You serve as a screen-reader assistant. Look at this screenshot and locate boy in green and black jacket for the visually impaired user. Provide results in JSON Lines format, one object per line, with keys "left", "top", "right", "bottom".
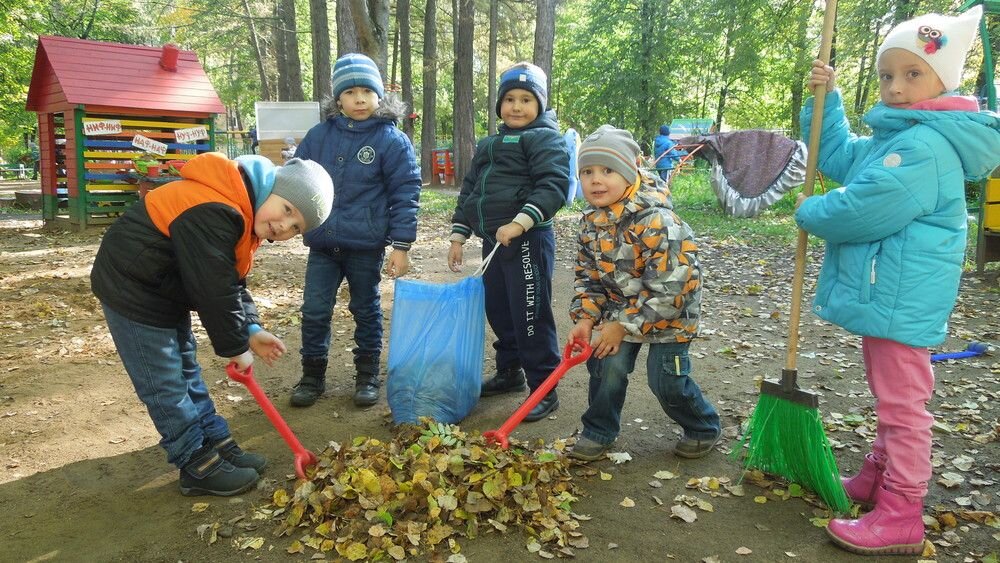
{"left": 447, "top": 62, "right": 570, "bottom": 421}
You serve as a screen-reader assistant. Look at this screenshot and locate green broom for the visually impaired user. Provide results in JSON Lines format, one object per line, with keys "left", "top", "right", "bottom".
{"left": 735, "top": 0, "right": 850, "bottom": 514}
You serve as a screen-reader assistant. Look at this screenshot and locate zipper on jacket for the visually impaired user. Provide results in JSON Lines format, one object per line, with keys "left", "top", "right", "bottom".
{"left": 861, "top": 244, "right": 879, "bottom": 303}
{"left": 476, "top": 137, "right": 498, "bottom": 242}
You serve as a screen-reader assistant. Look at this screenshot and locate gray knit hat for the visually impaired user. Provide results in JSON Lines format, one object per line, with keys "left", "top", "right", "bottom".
{"left": 578, "top": 125, "right": 641, "bottom": 185}
{"left": 271, "top": 158, "right": 334, "bottom": 233}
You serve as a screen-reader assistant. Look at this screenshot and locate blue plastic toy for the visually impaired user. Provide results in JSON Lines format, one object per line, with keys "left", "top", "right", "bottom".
{"left": 930, "top": 341, "right": 989, "bottom": 362}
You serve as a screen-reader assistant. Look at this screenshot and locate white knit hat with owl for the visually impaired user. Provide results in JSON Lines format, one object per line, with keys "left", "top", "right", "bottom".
{"left": 877, "top": 5, "right": 982, "bottom": 92}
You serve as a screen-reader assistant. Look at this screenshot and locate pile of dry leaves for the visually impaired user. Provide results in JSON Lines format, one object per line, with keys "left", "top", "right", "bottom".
{"left": 219, "top": 419, "right": 590, "bottom": 560}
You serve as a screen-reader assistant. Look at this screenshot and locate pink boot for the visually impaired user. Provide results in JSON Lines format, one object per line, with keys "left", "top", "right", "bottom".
{"left": 827, "top": 486, "right": 924, "bottom": 556}
{"left": 842, "top": 453, "right": 885, "bottom": 508}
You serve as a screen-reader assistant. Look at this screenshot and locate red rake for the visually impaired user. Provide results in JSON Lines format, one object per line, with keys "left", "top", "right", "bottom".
{"left": 483, "top": 338, "right": 592, "bottom": 449}
{"left": 226, "top": 363, "right": 318, "bottom": 480}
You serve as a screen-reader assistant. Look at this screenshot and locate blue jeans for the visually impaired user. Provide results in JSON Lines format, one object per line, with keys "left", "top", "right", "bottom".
{"left": 581, "top": 340, "right": 720, "bottom": 445}
{"left": 101, "top": 304, "right": 230, "bottom": 468}
{"left": 300, "top": 247, "right": 385, "bottom": 360}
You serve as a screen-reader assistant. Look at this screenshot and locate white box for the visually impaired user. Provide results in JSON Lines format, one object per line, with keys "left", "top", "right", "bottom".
{"left": 255, "top": 102, "right": 321, "bottom": 141}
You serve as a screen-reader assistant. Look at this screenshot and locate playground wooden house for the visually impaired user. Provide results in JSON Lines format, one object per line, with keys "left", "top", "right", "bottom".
{"left": 26, "top": 36, "right": 224, "bottom": 229}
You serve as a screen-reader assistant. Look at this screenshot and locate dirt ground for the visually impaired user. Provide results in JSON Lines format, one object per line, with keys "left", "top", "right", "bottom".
{"left": 1, "top": 183, "right": 998, "bottom": 563}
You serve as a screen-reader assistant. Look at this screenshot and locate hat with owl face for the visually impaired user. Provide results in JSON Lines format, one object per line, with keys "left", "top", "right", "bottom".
{"left": 877, "top": 5, "right": 982, "bottom": 92}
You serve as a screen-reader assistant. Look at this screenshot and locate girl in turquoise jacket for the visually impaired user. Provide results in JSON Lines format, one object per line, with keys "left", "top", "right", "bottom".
{"left": 795, "top": 6, "right": 999, "bottom": 556}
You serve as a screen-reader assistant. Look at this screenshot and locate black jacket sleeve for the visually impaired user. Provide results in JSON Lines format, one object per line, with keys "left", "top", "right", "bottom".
{"left": 169, "top": 204, "right": 251, "bottom": 357}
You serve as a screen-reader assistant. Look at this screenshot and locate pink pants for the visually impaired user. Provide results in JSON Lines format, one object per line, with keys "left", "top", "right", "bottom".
{"left": 862, "top": 336, "right": 934, "bottom": 501}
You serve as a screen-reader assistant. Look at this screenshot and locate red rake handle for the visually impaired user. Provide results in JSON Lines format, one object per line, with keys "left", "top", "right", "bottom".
{"left": 226, "top": 363, "right": 318, "bottom": 480}
{"left": 483, "top": 338, "right": 592, "bottom": 449}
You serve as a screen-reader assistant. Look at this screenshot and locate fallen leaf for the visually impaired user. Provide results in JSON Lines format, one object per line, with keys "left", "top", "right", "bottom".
{"left": 191, "top": 502, "right": 210, "bottom": 513}
{"left": 620, "top": 497, "right": 635, "bottom": 508}
{"left": 607, "top": 452, "right": 632, "bottom": 464}
{"left": 736, "top": 546, "right": 752, "bottom": 555}
{"left": 670, "top": 505, "right": 697, "bottom": 523}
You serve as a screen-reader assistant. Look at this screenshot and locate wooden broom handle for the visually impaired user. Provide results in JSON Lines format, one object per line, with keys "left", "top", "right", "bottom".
{"left": 786, "top": 0, "right": 838, "bottom": 372}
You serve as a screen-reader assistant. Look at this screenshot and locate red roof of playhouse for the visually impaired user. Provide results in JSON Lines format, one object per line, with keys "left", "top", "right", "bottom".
{"left": 26, "top": 35, "right": 225, "bottom": 115}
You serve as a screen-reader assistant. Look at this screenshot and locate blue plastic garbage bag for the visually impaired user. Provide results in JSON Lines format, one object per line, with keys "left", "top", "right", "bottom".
{"left": 386, "top": 275, "right": 485, "bottom": 424}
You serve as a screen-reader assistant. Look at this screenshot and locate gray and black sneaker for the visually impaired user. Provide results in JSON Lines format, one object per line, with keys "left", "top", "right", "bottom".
{"left": 673, "top": 431, "right": 721, "bottom": 459}
{"left": 179, "top": 444, "right": 259, "bottom": 497}
{"left": 568, "top": 436, "right": 611, "bottom": 462}
{"left": 212, "top": 436, "right": 267, "bottom": 473}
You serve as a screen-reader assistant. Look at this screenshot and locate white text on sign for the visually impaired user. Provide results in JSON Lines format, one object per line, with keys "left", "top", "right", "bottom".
{"left": 83, "top": 120, "right": 122, "bottom": 136}
{"left": 174, "top": 126, "right": 209, "bottom": 144}
{"left": 132, "top": 134, "right": 168, "bottom": 156}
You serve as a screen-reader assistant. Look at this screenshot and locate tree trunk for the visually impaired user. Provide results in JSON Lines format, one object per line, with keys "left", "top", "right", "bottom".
{"left": 273, "top": 3, "right": 289, "bottom": 101}
{"left": 399, "top": 0, "right": 415, "bottom": 140}
{"left": 857, "top": 26, "right": 880, "bottom": 116}
{"left": 277, "top": 0, "right": 305, "bottom": 101}
{"left": 636, "top": 0, "right": 656, "bottom": 149}
{"left": 309, "top": 0, "right": 332, "bottom": 102}
{"left": 390, "top": 28, "right": 399, "bottom": 89}
{"left": 714, "top": 20, "right": 734, "bottom": 129}
{"left": 350, "top": 0, "right": 390, "bottom": 72}
{"left": 453, "top": 0, "right": 475, "bottom": 187}
{"left": 532, "top": 0, "right": 557, "bottom": 80}
{"left": 789, "top": 1, "right": 813, "bottom": 139}
{"left": 420, "top": 0, "right": 439, "bottom": 184}
{"left": 337, "top": 0, "right": 361, "bottom": 56}
{"left": 487, "top": 0, "right": 498, "bottom": 135}
{"left": 242, "top": 0, "right": 271, "bottom": 101}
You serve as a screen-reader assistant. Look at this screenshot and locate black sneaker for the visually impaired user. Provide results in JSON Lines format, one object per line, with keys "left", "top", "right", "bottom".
{"left": 179, "top": 445, "right": 259, "bottom": 497}
{"left": 480, "top": 365, "right": 528, "bottom": 397}
{"left": 523, "top": 390, "right": 559, "bottom": 422}
{"left": 212, "top": 437, "right": 267, "bottom": 473}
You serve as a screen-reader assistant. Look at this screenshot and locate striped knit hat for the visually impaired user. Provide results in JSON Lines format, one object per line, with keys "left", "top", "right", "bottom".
{"left": 578, "top": 125, "right": 641, "bottom": 185}
{"left": 331, "top": 53, "right": 385, "bottom": 100}
{"left": 495, "top": 62, "right": 548, "bottom": 117}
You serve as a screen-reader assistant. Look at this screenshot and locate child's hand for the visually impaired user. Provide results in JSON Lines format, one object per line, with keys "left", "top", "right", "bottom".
{"left": 592, "top": 321, "right": 626, "bottom": 359}
{"left": 448, "top": 242, "right": 464, "bottom": 272}
{"left": 568, "top": 319, "right": 594, "bottom": 349}
{"left": 795, "top": 193, "right": 808, "bottom": 209}
{"left": 809, "top": 59, "right": 836, "bottom": 93}
{"left": 249, "top": 330, "right": 287, "bottom": 366}
{"left": 229, "top": 350, "right": 254, "bottom": 372}
{"left": 495, "top": 222, "right": 525, "bottom": 246}
{"left": 386, "top": 249, "right": 410, "bottom": 278}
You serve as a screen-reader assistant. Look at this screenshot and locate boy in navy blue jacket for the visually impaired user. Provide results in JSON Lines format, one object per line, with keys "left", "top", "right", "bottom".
{"left": 447, "top": 62, "right": 570, "bottom": 421}
{"left": 290, "top": 53, "right": 422, "bottom": 409}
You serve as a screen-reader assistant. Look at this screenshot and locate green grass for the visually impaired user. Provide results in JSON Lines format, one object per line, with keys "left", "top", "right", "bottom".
{"left": 418, "top": 174, "right": 805, "bottom": 245}
{"left": 668, "top": 172, "right": 802, "bottom": 246}
{"left": 0, "top": 205, "right": 36, "bottom": 215}
{"left": 418, "top": 174, "right": 990, "bottom": 260}
{"left": 418, "top": 189, "right": 460, "bottom": 217}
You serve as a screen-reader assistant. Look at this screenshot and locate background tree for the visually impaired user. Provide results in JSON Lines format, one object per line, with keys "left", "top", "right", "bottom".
{"left": 398, "top": 0, "right": 416, "bottom": 140}
{"left": 337, "top": 0, "right": 361, "bottom": 55}
{"left": 533, "top": 0, "right": 558, "bottom": 79}
{"left": 308, "top": 0, "right": 332, "bottom": 102}
{"left": 452, "top": 0, "right": 476, "bottom": 187}
{"left": 276, "top": 0, "right": 305, "bottom": 101}
{"left": 420, "top": 0, "right": 439, "bottom": 184}
{"left": 350, "top": 0, "right": 391, "bottom": 73}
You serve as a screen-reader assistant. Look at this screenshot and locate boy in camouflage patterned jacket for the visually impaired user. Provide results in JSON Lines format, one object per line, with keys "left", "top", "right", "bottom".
{"left": 567, "top": 125, "right": 721, "bottom": 462}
